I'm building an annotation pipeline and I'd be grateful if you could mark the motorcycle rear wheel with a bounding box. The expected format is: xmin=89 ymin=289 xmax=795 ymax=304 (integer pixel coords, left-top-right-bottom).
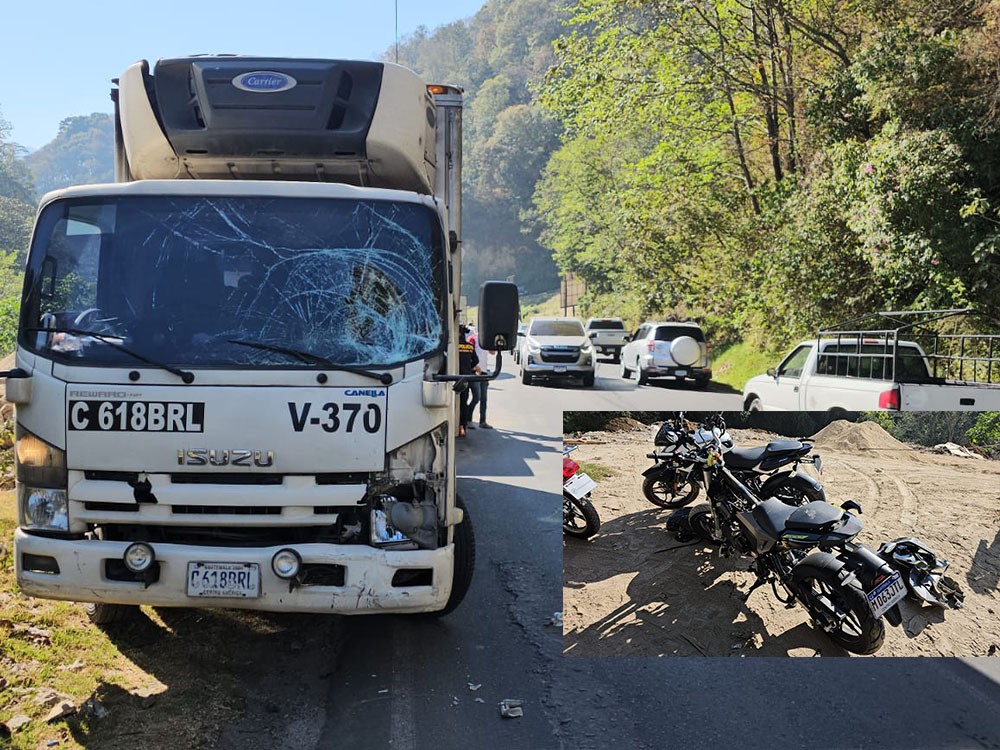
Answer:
xmin=563 ymin=493 xmax=601 ymax=539
xmin=792 ymin=552 xmax=885 ymax=655
xmin=642 ymin=473 xmax=700 ymax=509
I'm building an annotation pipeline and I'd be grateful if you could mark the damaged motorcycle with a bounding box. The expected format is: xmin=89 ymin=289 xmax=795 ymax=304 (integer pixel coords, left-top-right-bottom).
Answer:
xmin=563 ymin=446 xmax=601 ymax=539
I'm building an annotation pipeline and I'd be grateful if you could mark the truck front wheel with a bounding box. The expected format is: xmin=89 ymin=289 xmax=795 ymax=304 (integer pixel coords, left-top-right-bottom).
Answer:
xmin=84 ymin=602 xmax=137 ymax=625
xmin=433 ymin=496 xmax=476 ymax=617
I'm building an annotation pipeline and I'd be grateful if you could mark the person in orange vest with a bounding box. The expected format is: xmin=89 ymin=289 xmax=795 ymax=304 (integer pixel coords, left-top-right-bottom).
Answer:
xmin=457 ymin=325 xmax=479 ymax=437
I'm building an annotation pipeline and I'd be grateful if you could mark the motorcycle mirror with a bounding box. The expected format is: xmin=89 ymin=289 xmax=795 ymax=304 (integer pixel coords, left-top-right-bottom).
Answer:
xmin=841 ymin=499 xmax=862 ymax=514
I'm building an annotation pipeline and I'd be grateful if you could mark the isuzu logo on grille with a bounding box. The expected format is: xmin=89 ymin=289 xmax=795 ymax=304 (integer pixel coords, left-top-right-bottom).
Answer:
xmin=178 ymin=449 xmax=275 ymax=467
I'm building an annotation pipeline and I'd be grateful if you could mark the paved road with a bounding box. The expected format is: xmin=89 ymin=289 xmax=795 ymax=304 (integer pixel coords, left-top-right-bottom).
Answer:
xmin=512 ymin=354 xmax=745 ymax=410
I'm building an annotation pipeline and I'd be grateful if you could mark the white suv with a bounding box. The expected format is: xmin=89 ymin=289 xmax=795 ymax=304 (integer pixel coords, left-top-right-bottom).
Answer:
xmin=620 ymin=321 xmax=711 ymax=388
xmin=518 ymin=317 xmax=596 ymax=387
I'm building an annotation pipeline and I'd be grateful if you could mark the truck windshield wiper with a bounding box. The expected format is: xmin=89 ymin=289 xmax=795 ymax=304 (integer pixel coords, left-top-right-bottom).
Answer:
xmin=26 ymin=327 xmax=195 ymax=383
xmin=226 ymin=339 xmax=393 ymax=385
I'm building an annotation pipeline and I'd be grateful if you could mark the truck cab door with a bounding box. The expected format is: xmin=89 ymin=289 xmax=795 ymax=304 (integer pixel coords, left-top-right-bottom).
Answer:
xmin=767 ymin=344 xmax=813 ymax=410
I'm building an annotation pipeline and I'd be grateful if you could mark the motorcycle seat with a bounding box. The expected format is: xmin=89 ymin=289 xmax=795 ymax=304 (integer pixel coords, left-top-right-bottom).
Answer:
xmin=725 ymin=440 xmax=804 ymax=470
xmin=784 ymin=501 xmax=845 ymax=532
xmin=751 ymin=497 xmax=798 ymax=538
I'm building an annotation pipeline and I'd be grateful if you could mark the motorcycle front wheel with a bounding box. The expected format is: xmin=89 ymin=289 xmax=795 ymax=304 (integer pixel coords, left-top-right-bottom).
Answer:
xmin=792 ymin=552 xmax=885 ymax=655
xmin=642 ymin=471 xmax=700 ymax=509
xmin=564 ymin=493 xmax=601 ymax=539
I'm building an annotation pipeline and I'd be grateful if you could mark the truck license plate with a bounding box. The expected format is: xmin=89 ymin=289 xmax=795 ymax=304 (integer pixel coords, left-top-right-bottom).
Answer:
xmin=186 ymin=562 xmax=260 ymax=598
xmin=867 ymin=570 xmax=906 ymax=618
xmin=554 ymin=366 xmax=567 ymax=373
xmin=674 ymin=370 xmax=688 ymax=378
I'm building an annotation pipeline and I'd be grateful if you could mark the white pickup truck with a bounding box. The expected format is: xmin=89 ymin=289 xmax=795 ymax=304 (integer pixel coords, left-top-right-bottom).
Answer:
xmin=584 ymin=318 xmax=628 ymax=363
xmin=743 ymin=310 xmax=1000 ymax=412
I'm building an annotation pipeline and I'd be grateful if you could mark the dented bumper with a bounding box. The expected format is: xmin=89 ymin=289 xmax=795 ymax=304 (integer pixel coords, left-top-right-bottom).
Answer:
xmin=14 ymin=528 xmax=454 ymax=614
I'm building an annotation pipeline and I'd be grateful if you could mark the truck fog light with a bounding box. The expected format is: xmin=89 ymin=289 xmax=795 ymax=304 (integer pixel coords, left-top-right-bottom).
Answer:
xmin=272 ymin=549 xmax=302 ymax=579
xmin=123 ymin=542 xmax=155 ymax=573
xmin=23 ymin=488 xmax=69 ymax=531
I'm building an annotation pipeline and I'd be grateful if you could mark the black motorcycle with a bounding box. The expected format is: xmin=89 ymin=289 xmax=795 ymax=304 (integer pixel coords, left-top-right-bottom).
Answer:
xmin=642 ymin=413 xmax=824 ymax=510
xmin=681 ymin=423 xmax=906 ymax=655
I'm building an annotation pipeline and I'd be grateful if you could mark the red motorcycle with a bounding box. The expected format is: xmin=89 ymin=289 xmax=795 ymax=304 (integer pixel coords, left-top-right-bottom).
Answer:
xmin=563 ymin=446 xmax=600 ymax=538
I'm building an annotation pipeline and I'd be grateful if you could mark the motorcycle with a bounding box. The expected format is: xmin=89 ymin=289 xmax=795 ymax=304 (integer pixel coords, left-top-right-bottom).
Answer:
xmin=642 ymin=413 xmax=824 ymax=510
xmin=563 ymin=446 xmax=601 ymax=539
xmin=681 ymin=421 xmax=906 ymax=655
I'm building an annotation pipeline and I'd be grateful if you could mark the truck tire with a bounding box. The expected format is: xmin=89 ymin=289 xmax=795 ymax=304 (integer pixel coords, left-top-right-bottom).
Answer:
xmin=433 ymin=496 xmax=476 ymax=617
xmin=84 ymin=602 xmax=137 ymax=625
xmin=521 ymin=368 xmax=533 ymax=385
xmin=582 ymin=373 xmax=595 ymax=388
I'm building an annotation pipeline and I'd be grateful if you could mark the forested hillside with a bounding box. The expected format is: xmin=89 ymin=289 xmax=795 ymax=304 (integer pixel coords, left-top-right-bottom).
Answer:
xmin=24 ymin=113 xmax=113 ymax=196
xmin=536 ymin=0 xmax=1000 ymax=345
xmin=389 ymin=0 xmax=568 ymax=295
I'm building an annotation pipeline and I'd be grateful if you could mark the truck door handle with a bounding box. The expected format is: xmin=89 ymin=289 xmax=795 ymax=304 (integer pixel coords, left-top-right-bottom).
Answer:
xmin=960 ymin=398 xmax=975 ymax=406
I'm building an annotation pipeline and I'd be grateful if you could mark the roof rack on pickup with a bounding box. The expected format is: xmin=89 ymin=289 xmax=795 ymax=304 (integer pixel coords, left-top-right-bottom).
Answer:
xmin=817 ymin=308 xmax=1000 ymax=385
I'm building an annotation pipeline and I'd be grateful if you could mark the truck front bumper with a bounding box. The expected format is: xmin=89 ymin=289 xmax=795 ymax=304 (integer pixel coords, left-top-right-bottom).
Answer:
xmin=14 ymin=529 xmax=453 ymax=614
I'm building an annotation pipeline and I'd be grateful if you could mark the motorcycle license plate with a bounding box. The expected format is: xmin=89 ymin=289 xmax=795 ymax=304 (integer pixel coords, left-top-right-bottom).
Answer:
xmin=564 ymin=472 xmax=597 ymax=499
xmin=186 ymin=562 xmax=261 ymax=598
xmin=867 ymin=570 xmax=906 ymax=618
xmin=674 ymin=370 xmax=688 ymax=378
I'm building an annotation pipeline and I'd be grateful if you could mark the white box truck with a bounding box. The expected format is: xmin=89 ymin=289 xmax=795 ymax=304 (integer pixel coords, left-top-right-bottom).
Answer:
xmin=7 ymin=56 xmax=517 ymax=621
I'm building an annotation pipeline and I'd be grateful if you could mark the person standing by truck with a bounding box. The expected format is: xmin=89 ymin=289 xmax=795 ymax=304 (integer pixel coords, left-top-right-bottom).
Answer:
xmin=468 ymin=329 xmax=494 ymax=429
xmin=457 ymin=325 xmax=479 ymax=437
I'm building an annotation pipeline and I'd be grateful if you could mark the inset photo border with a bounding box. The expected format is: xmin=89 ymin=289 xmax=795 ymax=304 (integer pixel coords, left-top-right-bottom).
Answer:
xmin=562 ymin=411 xmax=1000 ymax=657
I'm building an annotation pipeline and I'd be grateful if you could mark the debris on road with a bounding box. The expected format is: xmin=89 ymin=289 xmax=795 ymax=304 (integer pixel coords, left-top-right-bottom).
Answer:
xmin=499 ymin=699 xmax=523 ymax=718
xmin=467 ymin=682 xmax=482 ymax=691
xmin=548 ymin=612 xmax=563 ymax=627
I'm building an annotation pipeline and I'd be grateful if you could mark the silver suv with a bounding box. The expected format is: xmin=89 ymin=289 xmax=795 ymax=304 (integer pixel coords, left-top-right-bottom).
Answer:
xmin=620 ymin=321 xmax=711 ymax=388
xmin=518 ymin=317 xmax=596 ymax=387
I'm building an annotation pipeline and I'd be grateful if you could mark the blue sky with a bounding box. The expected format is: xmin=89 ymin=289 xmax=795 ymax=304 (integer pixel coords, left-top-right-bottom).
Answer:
xmin=0 ymin=0 xmax=487 ymax=151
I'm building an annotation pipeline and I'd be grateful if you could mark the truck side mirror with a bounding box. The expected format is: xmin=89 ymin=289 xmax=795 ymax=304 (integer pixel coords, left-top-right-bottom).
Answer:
xmin=767 ymin=367 xmax=776 ymax=378
xmin=588 ymin=331 xmax=597 ymax=339
xmin=478 ymin=281 xmax=519 ymax=351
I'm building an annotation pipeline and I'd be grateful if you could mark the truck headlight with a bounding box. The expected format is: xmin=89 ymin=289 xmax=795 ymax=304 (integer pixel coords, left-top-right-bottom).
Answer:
xmin=15 ymin=425 xmax=67 ymax=488
xmin=581 ymin=342 xmax=592 ymax=353
xmin=20 ymin=487 xmax=69 ymax=531
xmin=526 ymin=339 xmax=541 ymax=354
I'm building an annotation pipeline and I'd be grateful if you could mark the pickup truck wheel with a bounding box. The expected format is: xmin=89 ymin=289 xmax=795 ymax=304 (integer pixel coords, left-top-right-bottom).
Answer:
xmin=620 ymin=359 xmax=632 ymax=379
xmin=521 ymin=368 xmax=533 ymax=385
xmin=582 ymin=373 xmax=595 ymax=388
xmin=432 ymin=496 xmax=476 ymax=617
xmin=745 ymin=396 xmax=762 ymax=412
xmin=84 ymin=602 xmax=137 ymax=625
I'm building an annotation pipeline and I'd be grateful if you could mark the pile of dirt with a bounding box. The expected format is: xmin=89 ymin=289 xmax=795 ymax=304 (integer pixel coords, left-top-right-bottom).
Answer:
xmin=811 ymin=419 xmax=912 ymax=452
xmin=603 ymin=416 xmax=648 ymax=433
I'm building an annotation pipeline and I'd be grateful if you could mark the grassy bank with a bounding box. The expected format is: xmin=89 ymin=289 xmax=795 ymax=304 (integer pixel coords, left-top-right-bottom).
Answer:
xmin=710 ymin=341 xmax=780 ymax=393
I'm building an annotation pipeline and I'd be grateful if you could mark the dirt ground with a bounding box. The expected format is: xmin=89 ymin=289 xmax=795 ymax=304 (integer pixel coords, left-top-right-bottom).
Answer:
xmin=563 ymin=420 xmax=1000 ymax=658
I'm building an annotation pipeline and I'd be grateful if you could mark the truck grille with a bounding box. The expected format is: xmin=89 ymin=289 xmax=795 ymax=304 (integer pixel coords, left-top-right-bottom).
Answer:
xmin=540 ymin=347 xmax=580 ymax=363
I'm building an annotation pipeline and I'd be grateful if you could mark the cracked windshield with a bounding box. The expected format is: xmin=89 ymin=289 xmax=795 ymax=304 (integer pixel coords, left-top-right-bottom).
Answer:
xmin=23 ymin=196 xmax=445 ymax=368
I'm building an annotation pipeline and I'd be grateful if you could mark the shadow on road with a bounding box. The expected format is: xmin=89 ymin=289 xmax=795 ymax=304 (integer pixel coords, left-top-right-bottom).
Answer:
xmin=70 ymin=606 xmax=343 ymax=749
xmin=456 ymin=424 xmax=559 ymax=478
xmin=969 ymin=529 xmax=1000 ymax=595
